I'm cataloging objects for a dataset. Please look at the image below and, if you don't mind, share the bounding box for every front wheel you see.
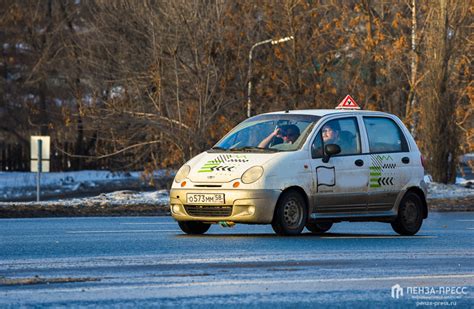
[391,192,423,236]
[306,221,333,234]
[178,221,211,235]
[272,190,307,236]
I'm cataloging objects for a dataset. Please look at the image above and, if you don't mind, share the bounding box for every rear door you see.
[309,116,369,215]
[362,116,411,212]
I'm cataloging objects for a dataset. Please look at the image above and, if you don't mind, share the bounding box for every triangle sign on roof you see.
[336,95,361,110]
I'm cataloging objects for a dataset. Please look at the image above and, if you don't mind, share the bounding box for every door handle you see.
[355,159,364,167]
[402,157,410,164]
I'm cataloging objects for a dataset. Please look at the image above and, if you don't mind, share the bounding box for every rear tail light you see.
[421,155,425,168]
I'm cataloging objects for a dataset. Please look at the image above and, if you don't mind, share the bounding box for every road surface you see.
[1,212,473,308]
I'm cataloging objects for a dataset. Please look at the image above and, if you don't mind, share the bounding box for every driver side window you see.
[311,117,361,158]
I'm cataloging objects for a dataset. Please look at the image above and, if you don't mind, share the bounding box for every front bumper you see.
[170,188,281,224]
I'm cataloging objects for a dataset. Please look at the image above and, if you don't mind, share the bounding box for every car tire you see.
[391,192,423,236]
[306,221,333,234]
[178,221,211,235]
[271,190,307,236]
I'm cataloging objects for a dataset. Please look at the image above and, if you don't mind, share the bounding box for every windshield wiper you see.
[210,146,227,151]
[230,146,279,152]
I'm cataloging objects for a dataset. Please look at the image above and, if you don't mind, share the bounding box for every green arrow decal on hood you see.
[198,154,249,173]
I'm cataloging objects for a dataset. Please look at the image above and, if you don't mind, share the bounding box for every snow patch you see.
[0,190,170,208]
[427,182,474,199]
[0,170,174,201]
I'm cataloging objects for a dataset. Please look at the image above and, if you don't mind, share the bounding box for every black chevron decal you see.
[211,156,249,164]
[377,177,394,186]
[227,158,249,163]
[210,166,234,172]
[382,163,396,169]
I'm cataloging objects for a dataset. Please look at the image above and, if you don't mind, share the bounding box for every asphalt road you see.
[1,213,473,308]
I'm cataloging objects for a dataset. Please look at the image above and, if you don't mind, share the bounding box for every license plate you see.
[186,193,225,204]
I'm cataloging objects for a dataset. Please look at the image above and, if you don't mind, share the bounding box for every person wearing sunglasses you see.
[258,124,300,148]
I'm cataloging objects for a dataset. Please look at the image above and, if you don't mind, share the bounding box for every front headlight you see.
[174,165,191,183]
[241,166,264,184]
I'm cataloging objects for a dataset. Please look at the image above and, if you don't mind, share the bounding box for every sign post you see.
[36,139,42,202]
[31,136,50,202]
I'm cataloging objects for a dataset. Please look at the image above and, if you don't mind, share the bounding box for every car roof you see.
[262,109,393,118]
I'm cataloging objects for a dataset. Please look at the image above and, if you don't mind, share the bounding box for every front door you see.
[309,117,369,215]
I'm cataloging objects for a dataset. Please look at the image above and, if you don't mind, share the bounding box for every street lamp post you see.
[247,36,294,118]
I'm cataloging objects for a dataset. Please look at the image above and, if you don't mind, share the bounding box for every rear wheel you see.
[272,190,307,236]
[178,221,211,235]
[306,221,333,234]
[391,192,423,236]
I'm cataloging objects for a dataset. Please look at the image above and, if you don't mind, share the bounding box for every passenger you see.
[312,121,341,157]
[258,124,300,148]
[321,121,357,155]
[321,122,340,145]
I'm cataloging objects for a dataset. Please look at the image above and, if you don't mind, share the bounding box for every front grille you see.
[194,184,222,188]
[184,205,232,217]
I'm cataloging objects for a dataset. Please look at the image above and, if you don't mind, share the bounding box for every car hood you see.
[187,152,276,183]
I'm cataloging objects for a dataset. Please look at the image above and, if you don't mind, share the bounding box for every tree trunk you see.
[421,0,459,183]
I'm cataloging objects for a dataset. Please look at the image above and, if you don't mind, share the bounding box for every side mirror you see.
[322,144,341,163]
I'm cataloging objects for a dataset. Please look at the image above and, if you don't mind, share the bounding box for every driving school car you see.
[170,96,428,236]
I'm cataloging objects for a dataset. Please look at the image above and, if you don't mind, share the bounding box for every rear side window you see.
[363,117,408,153]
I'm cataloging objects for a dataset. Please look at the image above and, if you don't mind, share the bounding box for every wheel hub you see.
[403,200,418,226]
[283,199,302,228]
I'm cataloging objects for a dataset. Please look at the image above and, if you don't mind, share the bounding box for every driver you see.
[258,124,300,148]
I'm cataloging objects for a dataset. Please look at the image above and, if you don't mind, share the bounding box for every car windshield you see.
[212,114,320,152]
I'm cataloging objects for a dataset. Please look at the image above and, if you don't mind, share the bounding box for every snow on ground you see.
[0,170,174,201]
[0,170,173,189]
[427,182,474,199]
[424,175,474,199]
[454,177,473,188]
[78,190,171,206]
[12,189,172,207]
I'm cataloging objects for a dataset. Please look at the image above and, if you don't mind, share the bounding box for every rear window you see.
[363,117,408,153]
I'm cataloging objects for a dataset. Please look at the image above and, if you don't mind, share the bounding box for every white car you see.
[170,107,428,236]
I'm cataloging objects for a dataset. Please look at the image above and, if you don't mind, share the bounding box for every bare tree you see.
[1,0,471,178]
[418,0,470,183]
